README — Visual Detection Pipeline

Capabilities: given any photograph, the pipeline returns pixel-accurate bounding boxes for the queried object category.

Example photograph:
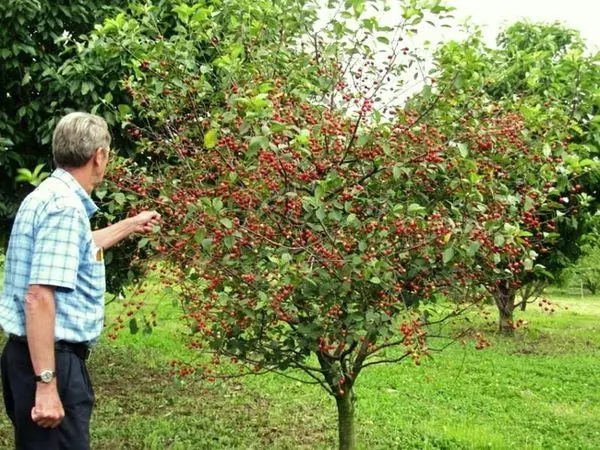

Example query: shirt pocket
[84,245,106,299]
[92,246,106,296]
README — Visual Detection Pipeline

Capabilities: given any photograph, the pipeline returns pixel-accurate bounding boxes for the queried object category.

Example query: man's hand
[31,383,65,428]
[130,211,161,234]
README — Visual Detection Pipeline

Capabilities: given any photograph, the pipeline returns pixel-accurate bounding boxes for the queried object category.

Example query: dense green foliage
[0,0,127,229]
[561,245,600,295]
[1,0,319,295]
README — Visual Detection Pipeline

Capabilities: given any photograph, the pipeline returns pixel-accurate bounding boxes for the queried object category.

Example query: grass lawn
[0,282,598,449]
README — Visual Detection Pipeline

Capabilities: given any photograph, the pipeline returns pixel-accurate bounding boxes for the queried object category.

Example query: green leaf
[213,198,223,212]
[249,136,269,152]
[469,173,483,184]
[467,241,481,257]
[257,291,268,306]
[316,207,326,221]
[352,0,365,16]
[220,218,233,229]
[523,196,535,211]
[542,143,552,157]
[407,203,425,213]
[21,70,31,86]
[117,104,132,116]
[129,318,139,334]
[346,213,358,226]
[357,134,369,146]
[113,192,126,205]
[204,129,219,149]
[295,129,310,146]
[443,247,454,264]
[201,238,213,251]
[15,168,32,182]
[370,276,381,284]
[194,230,205,243]
[81,82,94,96]
[223,235,235,249]
[137,237,150,249]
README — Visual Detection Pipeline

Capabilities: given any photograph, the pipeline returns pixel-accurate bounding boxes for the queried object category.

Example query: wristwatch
[34,369,56,383]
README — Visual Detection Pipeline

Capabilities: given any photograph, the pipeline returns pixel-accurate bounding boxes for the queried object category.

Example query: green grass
[0,282,599,448]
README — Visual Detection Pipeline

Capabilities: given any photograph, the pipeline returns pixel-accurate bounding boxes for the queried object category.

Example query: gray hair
[52,112,111,168]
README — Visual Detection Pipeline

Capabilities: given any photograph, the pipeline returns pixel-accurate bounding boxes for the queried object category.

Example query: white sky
[317,1,600,52]
[439,0,600,50]
[315,1,599,106]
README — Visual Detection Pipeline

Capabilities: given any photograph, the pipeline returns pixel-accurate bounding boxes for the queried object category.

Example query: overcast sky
[315,1,599,105]
[439,0,600,50]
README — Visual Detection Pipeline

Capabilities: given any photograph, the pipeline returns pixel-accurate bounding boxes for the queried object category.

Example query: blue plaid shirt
[0,168,105,343]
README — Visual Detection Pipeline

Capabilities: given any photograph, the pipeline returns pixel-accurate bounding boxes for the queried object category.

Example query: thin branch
[409,72,459,130]
[360,352,411,369]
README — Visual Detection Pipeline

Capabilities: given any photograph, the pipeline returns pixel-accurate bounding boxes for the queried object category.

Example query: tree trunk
[519,284,530,311]
[584,279,597,295]
[519,299,527,311]
[518,280,546,311]
[335,392,355,450]
[494,282,516,335]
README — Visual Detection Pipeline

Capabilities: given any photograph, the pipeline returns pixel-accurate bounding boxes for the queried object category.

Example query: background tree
[0,0,127,233]
[561,244,600,295]
[408,21,600,332]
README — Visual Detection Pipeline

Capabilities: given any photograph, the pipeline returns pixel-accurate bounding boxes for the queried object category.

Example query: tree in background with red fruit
[408,21,600,333]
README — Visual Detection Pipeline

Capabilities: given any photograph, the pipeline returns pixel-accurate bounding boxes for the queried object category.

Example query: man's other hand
[31,383,65,428]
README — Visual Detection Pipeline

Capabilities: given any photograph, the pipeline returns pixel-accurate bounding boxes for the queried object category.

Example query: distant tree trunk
[590,286,597,295]
[583,278,597,295]
[494,281,517,335]
[336,391,355,450]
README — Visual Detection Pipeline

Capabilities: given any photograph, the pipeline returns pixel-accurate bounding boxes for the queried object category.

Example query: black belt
[8,334,92,360]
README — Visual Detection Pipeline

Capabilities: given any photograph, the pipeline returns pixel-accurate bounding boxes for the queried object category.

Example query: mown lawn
[0,284,598,449]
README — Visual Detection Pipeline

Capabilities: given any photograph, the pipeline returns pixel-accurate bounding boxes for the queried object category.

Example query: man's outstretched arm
[92,211,160,250]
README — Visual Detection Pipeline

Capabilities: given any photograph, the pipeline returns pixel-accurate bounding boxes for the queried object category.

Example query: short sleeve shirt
[0,169,105,343]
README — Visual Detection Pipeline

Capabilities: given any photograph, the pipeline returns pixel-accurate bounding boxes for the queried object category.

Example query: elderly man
[0,112,160,449]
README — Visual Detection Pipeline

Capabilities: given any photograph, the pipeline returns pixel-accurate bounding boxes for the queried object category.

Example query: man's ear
[92,147,106,166]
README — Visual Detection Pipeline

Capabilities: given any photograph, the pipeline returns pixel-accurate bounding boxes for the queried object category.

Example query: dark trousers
[1,338,94,450]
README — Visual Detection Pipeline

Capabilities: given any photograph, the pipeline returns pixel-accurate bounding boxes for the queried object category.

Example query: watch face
[40,370,54,383]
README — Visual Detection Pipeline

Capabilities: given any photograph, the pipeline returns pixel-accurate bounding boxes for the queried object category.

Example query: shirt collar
[51,168,99,218]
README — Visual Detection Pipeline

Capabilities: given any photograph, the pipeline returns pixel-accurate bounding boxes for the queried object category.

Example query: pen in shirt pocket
[94,246,104,262]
